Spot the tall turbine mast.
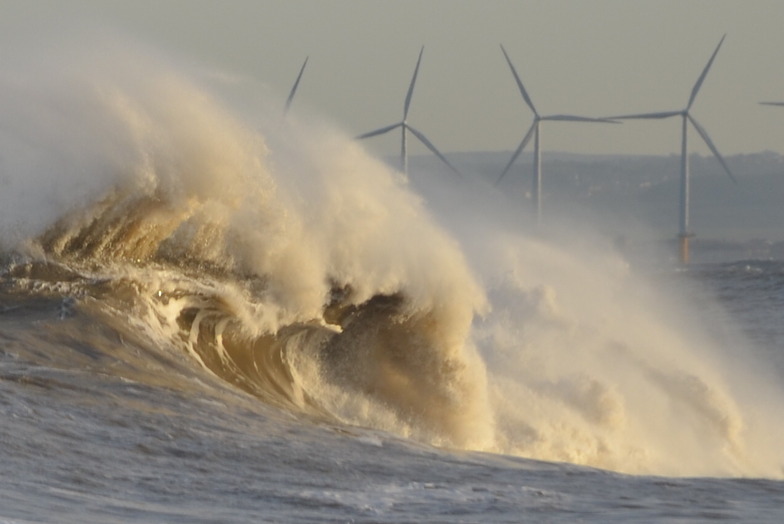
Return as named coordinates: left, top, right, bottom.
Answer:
left=610, top=35, right=736, bottom=264
left=356, top=47, right=460, bottom=176
left=495, top=44, right=617, bottom=226
left=284, top=56, right=309, bottom=116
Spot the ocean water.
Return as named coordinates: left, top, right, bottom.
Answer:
left=0, top=45, right=783, bottom=522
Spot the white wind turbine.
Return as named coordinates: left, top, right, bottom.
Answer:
left=610, top=35, right=736, bottom=264
left=495, top=44, right=617, bottom=225
left=356, top=47, right=460, bottom=176
left=284, top=56, right=309, bottom=115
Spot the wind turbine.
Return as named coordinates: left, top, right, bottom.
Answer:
left=284, top=56, right=309, bottom=115
left=610, top=35, right=736, bottom=264
left=760, top=101, right=784, bottom=107
left=356, top=47, right=460, bottom=176
left=495, top=44, right=617, bottom=225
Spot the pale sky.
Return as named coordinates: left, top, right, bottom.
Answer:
left=2, top=0, right=784, bottom=158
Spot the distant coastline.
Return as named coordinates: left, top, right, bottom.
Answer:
left=405, top=150, right=784, bottom=253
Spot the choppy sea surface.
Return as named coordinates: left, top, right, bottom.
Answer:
left=0, top=259, right=782, bottom=523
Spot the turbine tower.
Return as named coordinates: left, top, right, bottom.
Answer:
left=495, top=44, right=617, bottom=225
left=356, top=47, right=460, bottom=176
left=284, top=56, right=309, bottom=115
left=610, top=35, right=736, bottom=264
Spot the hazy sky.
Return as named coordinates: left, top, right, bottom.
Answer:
left=3, top=1, right=784, bottom=158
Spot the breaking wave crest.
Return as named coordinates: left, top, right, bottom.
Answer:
left=2, top=42, right=783, bottom=478
left=1, top=46, right=493, bottom=451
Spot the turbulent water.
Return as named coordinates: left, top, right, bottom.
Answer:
left=1, top=44, right=783, bottom=522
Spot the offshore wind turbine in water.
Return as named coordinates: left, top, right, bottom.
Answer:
left=356, top=47, right=460, bottom=176
left=495, top=44, right=617, bottom=225
left=611, top=35, right=736, bottom=264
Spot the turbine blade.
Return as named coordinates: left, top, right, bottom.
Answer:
left=607, top=110, right=682, bottom=120
left=406, top=125, right=462, bottom=176
left=356, top=122, right=403, bottom=140
left=687, top=34, right=726, bottom=110
left=404, top=46, right=425, bottom=120
left=542, top=114, right=620, bottom=123
left=495, top=123, right=536, bottom=185
left=284, top=56, right=309, bottom=115
left=687, top=114, right=737, bottom=184
left=500, top=44, right=538, bottom=116
left=760, top=101, right=784, bottom=107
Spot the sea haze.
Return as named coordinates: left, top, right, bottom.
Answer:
left=410, top=150, right=784, bottom=262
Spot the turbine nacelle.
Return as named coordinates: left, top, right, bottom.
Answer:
left=496, top=44, right=618, bottom=193
left=607, top=35, right=735, bottom=186
left=356, top=46, right=460, bottom=177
